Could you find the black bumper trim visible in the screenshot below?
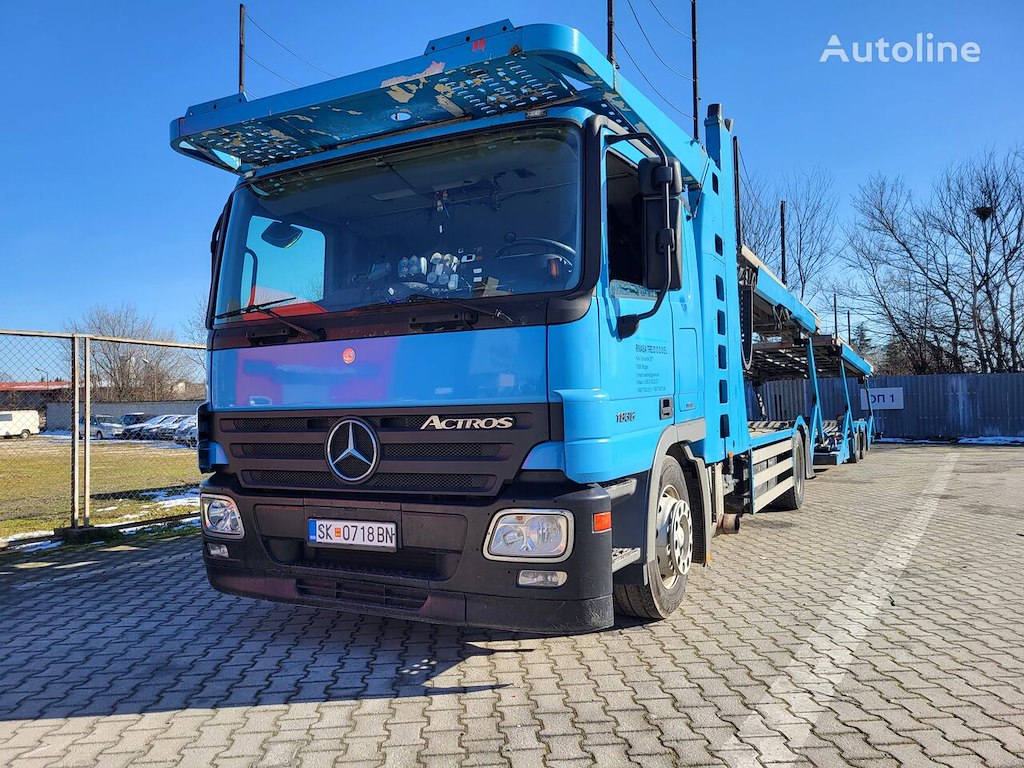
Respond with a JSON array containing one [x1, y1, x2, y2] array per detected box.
[[207, 567, 612, 633]]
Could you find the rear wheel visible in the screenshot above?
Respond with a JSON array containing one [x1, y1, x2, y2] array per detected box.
[[19, 430, 30, 440], [93, 430, 103, 440], [614, 458, 693, 620], [775, 433, 805, 510], [858, 431, 865, 460], [849, 435, 860, 463]]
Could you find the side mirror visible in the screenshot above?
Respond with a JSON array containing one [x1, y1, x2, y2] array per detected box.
[[639, 156, 683, 292]]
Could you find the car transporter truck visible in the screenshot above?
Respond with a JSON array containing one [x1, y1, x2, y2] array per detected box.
[[171, 20, 873, 633]]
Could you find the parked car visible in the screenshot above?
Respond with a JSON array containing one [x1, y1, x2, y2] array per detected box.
[[78, 414, 124, 439], [0, 410, 40, 439], [122, 414, 178, 440], [174, 416, 198, 447], [153, 415, 191, 440], [121, 412, 153, 427]]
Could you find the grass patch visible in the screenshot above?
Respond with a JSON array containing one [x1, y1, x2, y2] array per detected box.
[[0, 437, 205, 540]]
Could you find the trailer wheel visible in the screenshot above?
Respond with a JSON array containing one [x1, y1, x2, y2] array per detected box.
[[849, 435, 860, 464], [19, 430, 30, 440], [858, 432, 865, 460], [774, 433, 805, 510], [614, 458, 692, 620]]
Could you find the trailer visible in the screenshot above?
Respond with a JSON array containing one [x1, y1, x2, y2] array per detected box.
[[172, 19, 872, 632]]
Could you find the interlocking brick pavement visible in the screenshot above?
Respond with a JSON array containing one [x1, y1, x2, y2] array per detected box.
[[1, 445, 1022, 767]]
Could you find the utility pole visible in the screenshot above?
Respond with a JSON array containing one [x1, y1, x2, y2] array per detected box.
[[238, 4, 246, 95], [779, 200, 787, 286], [607, 0, 616, 67], [691, 0, 699, 143]]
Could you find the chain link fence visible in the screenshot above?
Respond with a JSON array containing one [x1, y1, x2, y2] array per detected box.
[[0, 329, 207, 543]]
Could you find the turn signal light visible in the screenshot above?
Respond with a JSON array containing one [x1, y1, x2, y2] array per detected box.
[[593, 511, 612, 533]]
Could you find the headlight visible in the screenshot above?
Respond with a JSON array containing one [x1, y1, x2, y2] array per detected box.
[[485, 510, 573, 561], [201, 494, 244, 537]]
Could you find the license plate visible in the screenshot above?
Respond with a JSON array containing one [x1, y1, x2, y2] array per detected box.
[[307, 519, 397, 551]]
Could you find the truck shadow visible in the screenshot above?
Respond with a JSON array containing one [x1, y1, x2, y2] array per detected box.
[[0, 536, 589, 721]]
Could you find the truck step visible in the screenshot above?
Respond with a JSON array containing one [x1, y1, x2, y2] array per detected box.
[[611, 547, 641, 572]]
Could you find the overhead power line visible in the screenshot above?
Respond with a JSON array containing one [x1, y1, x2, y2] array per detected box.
[[645, 0, 693, 41], [623, 0, 694, 81], [244, 11, 338, 79], [614, 33, 694, 122], [244, 52, 301, 88]]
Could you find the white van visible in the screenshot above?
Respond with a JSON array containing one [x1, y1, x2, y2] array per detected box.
[[0, 410, 41, 439]]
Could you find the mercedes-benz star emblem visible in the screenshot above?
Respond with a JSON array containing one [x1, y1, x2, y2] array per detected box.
[[325, 418, 379, 483]]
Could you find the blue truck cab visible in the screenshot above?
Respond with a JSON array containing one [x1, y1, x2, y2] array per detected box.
[[173, 20, 871, 632]]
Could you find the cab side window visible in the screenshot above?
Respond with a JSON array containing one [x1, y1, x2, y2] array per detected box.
[[606, 153, 652, 298]]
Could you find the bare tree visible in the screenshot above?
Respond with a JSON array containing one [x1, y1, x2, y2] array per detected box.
[[841, 147, 1024, 374], [180, 295, 210, 370], [65, 303, 193, 402], [740, 167, 840, 304]]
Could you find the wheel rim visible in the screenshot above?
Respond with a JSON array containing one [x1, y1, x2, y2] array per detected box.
[[655, 484, 692, 589]]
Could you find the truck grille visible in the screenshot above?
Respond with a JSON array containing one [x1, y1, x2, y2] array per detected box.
[[215, 405, 548, 497]]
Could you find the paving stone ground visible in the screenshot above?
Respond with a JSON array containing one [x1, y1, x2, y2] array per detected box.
[[1, 444, 1023, 767]]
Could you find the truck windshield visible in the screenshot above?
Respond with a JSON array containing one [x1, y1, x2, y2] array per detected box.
[[213, 125, 581, 324]]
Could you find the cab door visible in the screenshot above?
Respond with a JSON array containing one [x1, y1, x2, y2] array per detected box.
[[597, 146, 677, 479]]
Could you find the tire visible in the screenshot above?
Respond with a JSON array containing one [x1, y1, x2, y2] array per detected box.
[[849, 435, 860, 464], [93, 430, 103, 440], [775, 432, 805, 510], [858, 432, 865, 461], [613, 457, 693, 620], [19, 430, 30, 440]]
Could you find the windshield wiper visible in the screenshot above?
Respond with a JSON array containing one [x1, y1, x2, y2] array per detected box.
[[215, 297, 324, 341], [404, 293, 514, 325], [215, 297, 297, 319]]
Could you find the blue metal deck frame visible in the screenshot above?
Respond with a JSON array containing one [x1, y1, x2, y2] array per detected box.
[[809, 335, 873, 464]]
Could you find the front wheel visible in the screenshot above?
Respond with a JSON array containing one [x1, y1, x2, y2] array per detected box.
[[614, 457, 693, 620], [19, 430, 30, 440]]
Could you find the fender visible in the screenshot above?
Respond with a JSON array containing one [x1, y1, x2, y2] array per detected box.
[[641, 419, 711, 573]]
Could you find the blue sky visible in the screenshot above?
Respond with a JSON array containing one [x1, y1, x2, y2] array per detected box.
[[1, 0, 1021, 337]]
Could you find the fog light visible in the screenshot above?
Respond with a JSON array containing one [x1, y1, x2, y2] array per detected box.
[[485, 510, 572, 561], [207, 543, 229, 558], [518, 570, 568, 588], [201, 494, 244, 538]]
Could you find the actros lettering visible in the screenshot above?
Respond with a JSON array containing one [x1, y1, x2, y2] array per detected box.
[[420, 415, 515, 430]]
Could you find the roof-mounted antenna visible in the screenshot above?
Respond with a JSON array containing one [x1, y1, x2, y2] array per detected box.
[[238, 4, 246, 95], [691, 0, 699, 143], [607, 0, 617, 67]]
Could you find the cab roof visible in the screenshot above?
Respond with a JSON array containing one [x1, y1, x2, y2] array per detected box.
[[171, 20, 650, 175]]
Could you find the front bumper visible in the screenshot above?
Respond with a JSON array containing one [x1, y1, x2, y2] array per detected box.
[[200, 475, 614, 633]]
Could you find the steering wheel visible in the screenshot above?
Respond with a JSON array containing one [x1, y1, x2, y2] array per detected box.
[[494, 236, 577, 261]]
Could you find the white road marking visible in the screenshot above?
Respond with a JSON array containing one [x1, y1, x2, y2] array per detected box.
[[715, 452, 959, 766]]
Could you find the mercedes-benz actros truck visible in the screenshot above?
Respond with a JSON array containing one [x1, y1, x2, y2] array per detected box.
[[172, 20, 872, 633]]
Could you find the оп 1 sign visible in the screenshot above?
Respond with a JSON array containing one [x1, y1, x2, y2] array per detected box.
[[861, 387, 904, 410]]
